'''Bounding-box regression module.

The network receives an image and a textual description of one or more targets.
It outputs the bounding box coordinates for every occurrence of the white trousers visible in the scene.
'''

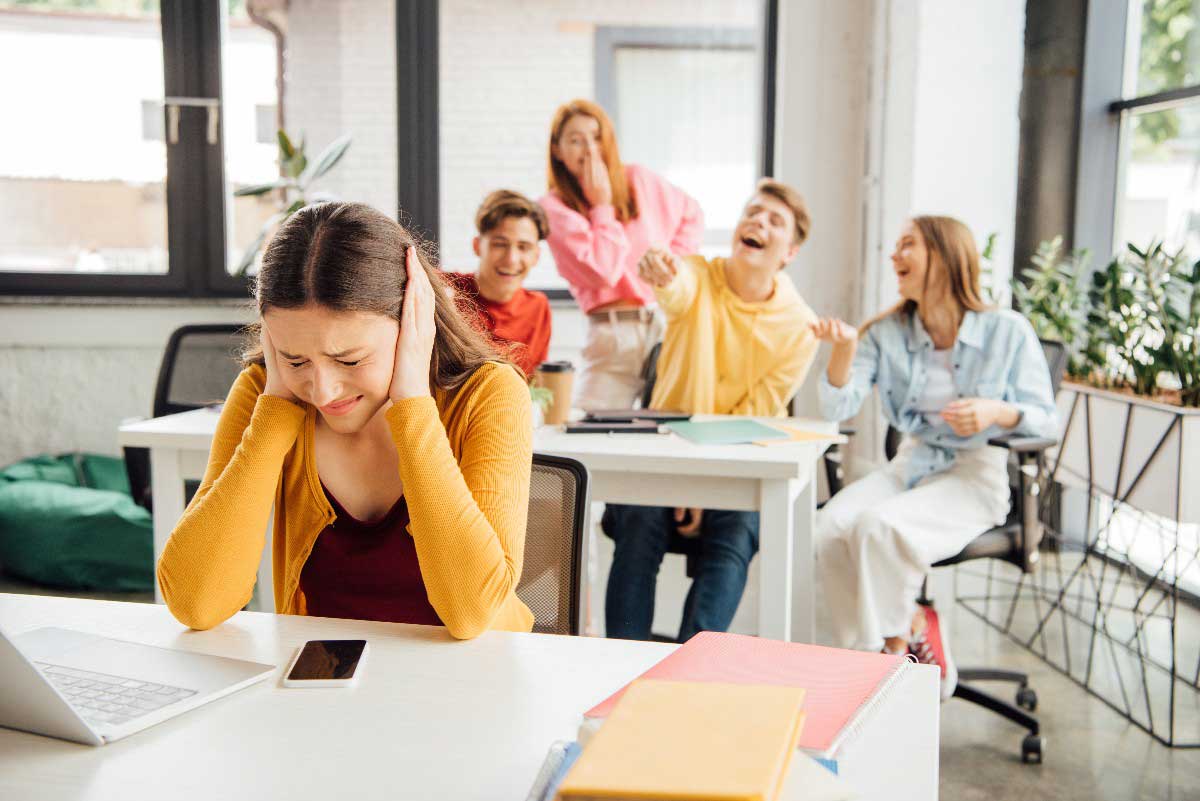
[816,439,1011,651]
[574,309,664,412]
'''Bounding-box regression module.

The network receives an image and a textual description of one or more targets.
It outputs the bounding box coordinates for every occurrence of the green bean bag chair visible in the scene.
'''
[0,454,153,592]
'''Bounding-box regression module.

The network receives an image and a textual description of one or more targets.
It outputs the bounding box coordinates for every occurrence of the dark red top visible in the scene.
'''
[444,271,552,376]
[299,487,443,626]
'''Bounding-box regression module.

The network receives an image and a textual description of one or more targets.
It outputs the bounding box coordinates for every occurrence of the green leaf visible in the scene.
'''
[277,129,296,159]
[233,179,290,197]
[233,210,289,278]
[299,134,352,189]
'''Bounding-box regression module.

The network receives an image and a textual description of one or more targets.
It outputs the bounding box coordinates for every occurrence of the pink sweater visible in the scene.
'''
[539,163,703,313]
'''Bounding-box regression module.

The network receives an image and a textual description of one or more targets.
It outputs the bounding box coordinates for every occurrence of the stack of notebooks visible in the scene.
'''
[528,632,912,800]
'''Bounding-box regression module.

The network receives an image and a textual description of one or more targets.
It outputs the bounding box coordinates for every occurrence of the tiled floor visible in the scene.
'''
[3,569,1199,799]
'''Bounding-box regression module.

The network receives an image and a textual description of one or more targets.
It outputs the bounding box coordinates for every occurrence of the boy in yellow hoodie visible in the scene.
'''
[603,179,818,641]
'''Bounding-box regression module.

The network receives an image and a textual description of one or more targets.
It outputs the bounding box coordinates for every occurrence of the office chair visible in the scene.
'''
[125,324,247,511]
[517,453,589,635]
[826,339,1067,763]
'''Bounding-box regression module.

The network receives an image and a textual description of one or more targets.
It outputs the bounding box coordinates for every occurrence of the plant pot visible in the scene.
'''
[1050,381,1200,524]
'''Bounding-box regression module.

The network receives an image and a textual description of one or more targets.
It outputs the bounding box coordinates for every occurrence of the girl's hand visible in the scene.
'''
[637,247,677,288]
[389,246,436,401]
[809,317,858,346]
[260,324,300,403]
[581,147,613,207]
[940,398,1017,436]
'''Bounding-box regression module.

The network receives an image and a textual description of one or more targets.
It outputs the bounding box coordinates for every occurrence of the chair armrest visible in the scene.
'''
[987,434,1058,453]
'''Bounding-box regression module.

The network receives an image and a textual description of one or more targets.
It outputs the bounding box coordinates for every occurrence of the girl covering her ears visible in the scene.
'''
[157,202,534,639]
[539,98,703,411]
[810,215,1057,697]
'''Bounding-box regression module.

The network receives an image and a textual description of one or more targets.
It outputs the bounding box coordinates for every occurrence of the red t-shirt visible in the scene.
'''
[299,487,442,626]
[444,271,552,377]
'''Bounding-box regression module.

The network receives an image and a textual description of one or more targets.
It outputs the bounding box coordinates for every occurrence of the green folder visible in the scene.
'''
[665,419,791,445]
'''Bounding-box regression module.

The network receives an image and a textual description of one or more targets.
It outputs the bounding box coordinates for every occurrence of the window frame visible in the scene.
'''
[1075,0,1200,263]
[0,0,247,299]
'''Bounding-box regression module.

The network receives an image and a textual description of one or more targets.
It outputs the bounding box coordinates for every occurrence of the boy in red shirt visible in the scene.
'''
[445,190,553,376]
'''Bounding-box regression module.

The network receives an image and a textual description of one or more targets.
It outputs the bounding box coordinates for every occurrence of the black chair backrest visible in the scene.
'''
[517,453,588,635]
[126,324,246,509]
[154,324,247,417]
[639,341,663,409]
[1039,338,1067,396]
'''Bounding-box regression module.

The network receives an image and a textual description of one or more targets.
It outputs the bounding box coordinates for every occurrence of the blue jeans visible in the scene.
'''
[602,504,760,642]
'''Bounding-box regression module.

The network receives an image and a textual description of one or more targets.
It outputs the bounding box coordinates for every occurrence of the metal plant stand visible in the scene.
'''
[954,387,1200,748]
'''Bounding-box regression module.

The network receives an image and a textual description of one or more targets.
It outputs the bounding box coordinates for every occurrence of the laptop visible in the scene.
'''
[0,624,274,746]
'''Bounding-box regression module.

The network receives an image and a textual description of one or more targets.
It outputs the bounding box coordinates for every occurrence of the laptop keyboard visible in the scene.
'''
[36,662,197,727]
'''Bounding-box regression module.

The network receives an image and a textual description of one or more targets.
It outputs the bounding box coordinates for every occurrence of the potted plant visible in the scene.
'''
[233,130,352,276]
[1014,238,1200,523]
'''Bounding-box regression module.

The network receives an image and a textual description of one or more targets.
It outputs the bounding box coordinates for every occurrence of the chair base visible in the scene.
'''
[953,667,1044,763]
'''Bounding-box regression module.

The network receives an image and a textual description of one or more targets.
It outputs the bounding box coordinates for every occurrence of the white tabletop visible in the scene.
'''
[533,416,842,480]
[0,594,674,801]
[0,594,938,801]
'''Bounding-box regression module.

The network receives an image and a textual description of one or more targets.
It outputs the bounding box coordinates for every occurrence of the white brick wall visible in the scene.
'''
[287,0,398,219]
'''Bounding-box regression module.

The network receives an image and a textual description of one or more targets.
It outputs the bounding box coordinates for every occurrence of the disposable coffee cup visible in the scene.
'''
[533,361,574,425]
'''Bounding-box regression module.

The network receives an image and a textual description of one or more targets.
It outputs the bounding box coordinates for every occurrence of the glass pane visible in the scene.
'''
[223,3,281,276]
[1129,0,1200,97]
[614,46,758,249]
[0,0,167,273]
[1116,103,1200,260]
[439,1,764,290]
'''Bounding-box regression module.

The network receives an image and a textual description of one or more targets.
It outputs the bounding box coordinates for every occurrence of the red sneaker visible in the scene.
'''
[909,605,957,700]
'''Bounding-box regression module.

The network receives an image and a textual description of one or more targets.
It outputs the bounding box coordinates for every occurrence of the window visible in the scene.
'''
[1113,1,1200,260]
[436,1,772,297]
[0,2,171,279]
[596,27,763,253]
[0,0,281,297]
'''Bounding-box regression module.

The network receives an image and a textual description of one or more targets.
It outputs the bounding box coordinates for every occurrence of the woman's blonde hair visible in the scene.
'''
[243,202,505,390]
[547,99,638,223]
[861,215,990,333]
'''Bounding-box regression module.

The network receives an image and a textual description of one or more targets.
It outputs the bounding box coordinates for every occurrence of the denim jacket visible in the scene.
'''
[818,308,1058,488]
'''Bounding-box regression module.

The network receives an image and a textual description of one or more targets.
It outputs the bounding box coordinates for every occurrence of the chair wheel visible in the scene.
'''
[1021,734,1045,764]
[1016,686,1038,711]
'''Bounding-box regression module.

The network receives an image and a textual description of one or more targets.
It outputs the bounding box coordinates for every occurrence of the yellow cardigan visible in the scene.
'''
[157,361,535,639]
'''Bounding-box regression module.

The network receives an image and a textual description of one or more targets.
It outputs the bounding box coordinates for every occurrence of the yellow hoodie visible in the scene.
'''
[650,255,818,416]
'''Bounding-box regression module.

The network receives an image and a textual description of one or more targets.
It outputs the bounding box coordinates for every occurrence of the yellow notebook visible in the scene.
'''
[556,679,807,801]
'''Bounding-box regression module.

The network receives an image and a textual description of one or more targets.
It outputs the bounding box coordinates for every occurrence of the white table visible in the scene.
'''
[118,410,839,642]
[0,594,939,801]
[534,418,840,643]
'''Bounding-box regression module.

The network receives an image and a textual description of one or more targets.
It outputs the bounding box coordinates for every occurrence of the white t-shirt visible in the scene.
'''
[917,348,955,427]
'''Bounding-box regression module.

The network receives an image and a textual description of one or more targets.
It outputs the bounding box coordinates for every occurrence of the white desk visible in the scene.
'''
[0,594,939,801]
[534,418,839,642]
[118,410,839,642]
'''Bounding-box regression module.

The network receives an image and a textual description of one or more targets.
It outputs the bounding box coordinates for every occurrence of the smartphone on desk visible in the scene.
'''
[282,640,368,688]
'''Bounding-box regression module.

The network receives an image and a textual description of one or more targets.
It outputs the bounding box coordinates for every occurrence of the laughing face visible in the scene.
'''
[891,220,931,303]
[474,215,541,304]
[262,304,399,434]
[731,193,799,271]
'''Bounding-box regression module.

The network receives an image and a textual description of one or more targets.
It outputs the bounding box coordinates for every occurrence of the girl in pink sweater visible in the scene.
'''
[539,99,703,410]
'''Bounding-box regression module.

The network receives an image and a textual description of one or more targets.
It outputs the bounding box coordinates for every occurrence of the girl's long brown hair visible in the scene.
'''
[547,99,638,223]
[243,202,504,390]
[861,215,990,334]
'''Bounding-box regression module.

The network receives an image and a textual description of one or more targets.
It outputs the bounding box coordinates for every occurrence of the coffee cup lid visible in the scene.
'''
[537,360,573,373]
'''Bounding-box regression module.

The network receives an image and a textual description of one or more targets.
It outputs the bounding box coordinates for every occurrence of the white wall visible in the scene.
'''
[287,0,398,218]
[910,0,1025,296]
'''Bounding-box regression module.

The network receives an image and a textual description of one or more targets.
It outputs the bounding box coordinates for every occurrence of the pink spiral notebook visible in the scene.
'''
[584,631,911,759]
